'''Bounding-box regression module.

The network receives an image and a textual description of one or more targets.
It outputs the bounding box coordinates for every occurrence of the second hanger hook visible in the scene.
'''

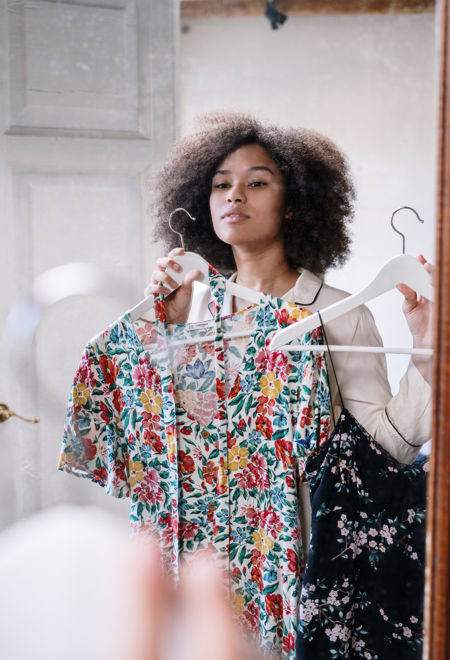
[168,207,196,250]
[390,206,424,255]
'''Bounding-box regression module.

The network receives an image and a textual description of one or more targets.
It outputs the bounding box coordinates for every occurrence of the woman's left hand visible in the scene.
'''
[396,254,434,381]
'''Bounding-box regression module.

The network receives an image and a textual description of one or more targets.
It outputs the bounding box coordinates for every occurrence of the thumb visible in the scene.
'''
[396,283,418,313]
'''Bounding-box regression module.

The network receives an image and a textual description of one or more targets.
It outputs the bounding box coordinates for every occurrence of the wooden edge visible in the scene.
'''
[181,0,435,19]
[424,0,450,658]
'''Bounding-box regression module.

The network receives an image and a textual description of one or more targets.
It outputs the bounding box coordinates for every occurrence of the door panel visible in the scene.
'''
[0,0,179,529]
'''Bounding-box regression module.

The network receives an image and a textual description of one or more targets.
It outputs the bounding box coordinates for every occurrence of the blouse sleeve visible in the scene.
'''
[324,305,431,464]
[58,344,131,498]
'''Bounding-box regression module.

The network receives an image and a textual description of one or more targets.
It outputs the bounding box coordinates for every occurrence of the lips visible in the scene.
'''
[222,210,249,223]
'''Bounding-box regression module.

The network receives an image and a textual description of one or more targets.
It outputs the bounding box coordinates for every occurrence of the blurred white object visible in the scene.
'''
[0,506,128,660]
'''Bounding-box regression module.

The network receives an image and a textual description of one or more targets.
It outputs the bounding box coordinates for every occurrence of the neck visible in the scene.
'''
[232,243,299,298]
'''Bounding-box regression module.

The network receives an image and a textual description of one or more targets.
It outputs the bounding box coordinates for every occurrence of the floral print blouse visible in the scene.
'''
[59,266,331,659]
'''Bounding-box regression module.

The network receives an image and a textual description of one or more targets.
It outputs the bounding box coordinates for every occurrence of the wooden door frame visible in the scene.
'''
[424,0,450,657]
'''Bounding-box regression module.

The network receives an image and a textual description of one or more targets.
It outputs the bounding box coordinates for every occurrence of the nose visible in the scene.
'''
[226,183,246,203]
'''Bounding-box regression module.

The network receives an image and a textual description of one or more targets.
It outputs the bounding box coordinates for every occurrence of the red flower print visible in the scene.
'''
[99,401,111,424]
[275,308,291,327]
[285,473,295,488]
[244,602,260,633]
[255,348,268,371]
[216,378,226,400]
[282,633,295,653]
[134,468,164,505]
[115,460,127,483]
[248,453,268,486]
[232,567,241,580]
[154,299,166,322]
[251,566,263,592]
[144,431,164,454]
[299,405,314,428]
[237,418,246,431]
[261,509,283,539]
[203,460,218,485]
[250,548,264,568]
[244,506,260,528]
[93,466,107,484]
[200,341,215,356]
[229,375,242,399]
[265,593,283,620]
[286,548,299,577]
[256,394,275,417]
[180,426,192,435]
[256,414,273,440]
[178,450,195,475]
[275,438,295,469]
[98,355,118,386]
[235,469,257,491]
[179,521,199,540]
[112,388,124,414]
[81,437,97,461]
[132,356,159,390]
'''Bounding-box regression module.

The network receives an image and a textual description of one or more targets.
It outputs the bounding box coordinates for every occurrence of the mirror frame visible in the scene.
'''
[424,0,450,657]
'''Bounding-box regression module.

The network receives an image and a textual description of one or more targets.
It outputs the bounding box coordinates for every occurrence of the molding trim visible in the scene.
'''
[180,0,435,19]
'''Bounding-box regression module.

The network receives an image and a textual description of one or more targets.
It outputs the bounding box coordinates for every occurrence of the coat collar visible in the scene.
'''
[228,268,324,308]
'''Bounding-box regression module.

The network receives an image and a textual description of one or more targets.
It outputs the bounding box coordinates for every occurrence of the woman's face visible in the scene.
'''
[209,144,287,250]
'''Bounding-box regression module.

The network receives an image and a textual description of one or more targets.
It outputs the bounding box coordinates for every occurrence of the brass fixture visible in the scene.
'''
[0,403,40,424]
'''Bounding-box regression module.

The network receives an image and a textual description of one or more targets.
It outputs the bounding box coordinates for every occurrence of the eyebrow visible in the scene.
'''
[213,165,274,176]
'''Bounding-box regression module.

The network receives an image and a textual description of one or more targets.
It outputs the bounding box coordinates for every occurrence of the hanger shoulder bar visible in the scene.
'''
[270,255,434,350]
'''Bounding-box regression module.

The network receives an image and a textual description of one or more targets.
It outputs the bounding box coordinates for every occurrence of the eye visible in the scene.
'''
[212,182,230,189]
[249,180,267,187]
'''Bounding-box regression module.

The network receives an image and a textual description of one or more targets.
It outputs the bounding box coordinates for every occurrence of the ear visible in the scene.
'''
[284,207,293,220]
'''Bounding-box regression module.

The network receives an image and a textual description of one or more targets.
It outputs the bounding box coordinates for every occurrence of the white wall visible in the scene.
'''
[178,11,437,390]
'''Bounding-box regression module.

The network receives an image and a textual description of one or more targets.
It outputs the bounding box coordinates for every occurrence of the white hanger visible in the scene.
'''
[128,208,262,322]
[269,207,434,355]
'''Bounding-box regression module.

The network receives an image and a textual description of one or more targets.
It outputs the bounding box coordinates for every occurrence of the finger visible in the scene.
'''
[155,257,182,275]
[150,270,180,290]
[124,539,170,660]
[182,268,202,287]
[180,555,238,660]
[396,283,419,313]
[168,247,185,258]
[417,254,435,282]
[144,281,173,298]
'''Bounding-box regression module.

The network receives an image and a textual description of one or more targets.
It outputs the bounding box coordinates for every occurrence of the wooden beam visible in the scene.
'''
[424,0,450,658]
[181,0,435,19]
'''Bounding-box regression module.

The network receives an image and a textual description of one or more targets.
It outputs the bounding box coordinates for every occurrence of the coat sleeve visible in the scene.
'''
[323,305,431,464]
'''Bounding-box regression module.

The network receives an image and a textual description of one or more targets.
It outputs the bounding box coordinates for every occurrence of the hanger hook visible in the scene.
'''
[167,207,196,250]
[390,206,424,255]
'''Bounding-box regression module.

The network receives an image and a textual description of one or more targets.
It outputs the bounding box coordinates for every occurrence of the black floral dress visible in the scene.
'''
[296,408,428,660]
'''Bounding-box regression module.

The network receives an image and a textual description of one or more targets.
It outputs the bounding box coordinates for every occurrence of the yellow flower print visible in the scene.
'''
[253,528,274,556]
[232,592,245,615]
[228,445,249,471]
[174,388,197,412]
[259,372,283,399]
[72,383,90,406]
[286,303,312,321]
[140,389,163,415]
[129,460,144,487]
[166,426,177,463]
[59,452,76,468]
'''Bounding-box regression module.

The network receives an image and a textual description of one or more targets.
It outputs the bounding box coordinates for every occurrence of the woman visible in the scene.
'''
[145,112,432,658]
[147,112,432,469]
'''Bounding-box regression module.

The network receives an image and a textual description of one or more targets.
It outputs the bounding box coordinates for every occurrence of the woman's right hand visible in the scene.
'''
[145,248,201,324]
